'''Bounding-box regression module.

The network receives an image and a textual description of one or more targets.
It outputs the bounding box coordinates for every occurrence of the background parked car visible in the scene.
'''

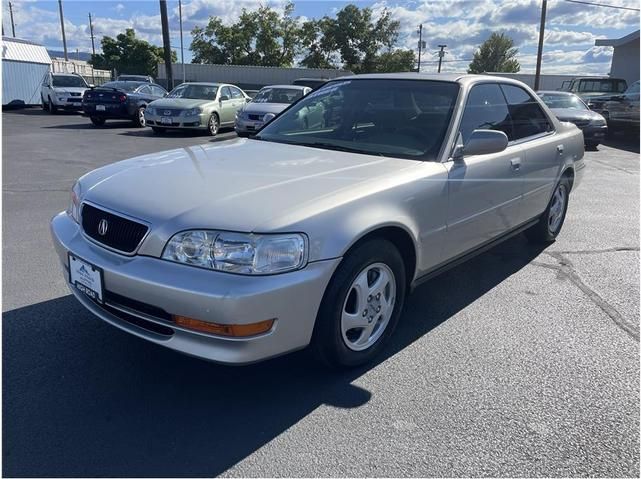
[82,81,167,127]
[41,72,90,113]
[117,74,155,83]
[601,80,640,133]
[235,85,311,137]
[292,78,328,89]
[560,76,628,107]
[145,82,250,136]
[538,90,608,149]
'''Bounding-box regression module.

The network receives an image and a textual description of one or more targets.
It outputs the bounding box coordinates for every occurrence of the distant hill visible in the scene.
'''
[47,49,92,62]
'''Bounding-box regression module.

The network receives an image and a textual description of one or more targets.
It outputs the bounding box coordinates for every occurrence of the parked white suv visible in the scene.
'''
[41,73,90,113]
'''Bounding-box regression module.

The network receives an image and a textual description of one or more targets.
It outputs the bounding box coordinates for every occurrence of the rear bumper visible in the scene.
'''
[50,212,340,364]
[82,103,133,120]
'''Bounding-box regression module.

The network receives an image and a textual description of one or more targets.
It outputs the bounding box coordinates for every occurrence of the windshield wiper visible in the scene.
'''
[295,141,384,156]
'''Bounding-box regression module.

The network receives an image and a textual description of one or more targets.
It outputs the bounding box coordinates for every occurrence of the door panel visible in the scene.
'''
[443,144,524,260]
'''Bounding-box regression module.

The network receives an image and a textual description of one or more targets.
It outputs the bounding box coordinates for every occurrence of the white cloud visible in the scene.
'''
[114,3,125,14]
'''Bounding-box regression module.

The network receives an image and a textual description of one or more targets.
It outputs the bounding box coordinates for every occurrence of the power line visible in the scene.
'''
[563,0,640,11]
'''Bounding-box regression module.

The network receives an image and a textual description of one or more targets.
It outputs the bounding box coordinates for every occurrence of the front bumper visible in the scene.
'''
[581,125,608,143]
[145,112,207,129]
[235,117,265,135]
[50,212,340,364]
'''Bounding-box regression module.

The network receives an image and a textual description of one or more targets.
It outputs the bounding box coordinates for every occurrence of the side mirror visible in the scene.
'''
[88,84,95,88]
[219,95,229,102]
[453,129,508,160]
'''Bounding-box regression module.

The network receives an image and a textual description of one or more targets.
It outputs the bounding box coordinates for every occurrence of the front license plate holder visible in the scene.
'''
[68,253,104,303]
[161,117,172,125]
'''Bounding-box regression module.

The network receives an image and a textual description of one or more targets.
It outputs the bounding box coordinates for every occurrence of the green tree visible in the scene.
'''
[373,50,416,73]
[89,28,174,77]
[468,32,520,74]
[191,3,303,66]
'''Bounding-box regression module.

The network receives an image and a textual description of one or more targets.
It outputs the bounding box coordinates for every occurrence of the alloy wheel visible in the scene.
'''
[548,184,567,234]
[341,262,396,351]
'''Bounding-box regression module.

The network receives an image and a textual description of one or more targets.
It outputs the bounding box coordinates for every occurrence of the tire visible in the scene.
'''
[525,176,571,244]
[133,106,146,127]
[48,97,57,114]
[90,116,106,126]
[236,131,250,138]
[151,127,166,135]
[41,96,48,111]
[207,114,220,136]
[585,141,599,150]
[312,239,407,368]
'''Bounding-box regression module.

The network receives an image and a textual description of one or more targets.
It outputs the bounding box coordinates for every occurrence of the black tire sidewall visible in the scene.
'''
[313,239,406,368]
[527,177,570,243]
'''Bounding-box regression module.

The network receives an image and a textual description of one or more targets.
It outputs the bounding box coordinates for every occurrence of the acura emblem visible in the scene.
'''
[98,219,109,236]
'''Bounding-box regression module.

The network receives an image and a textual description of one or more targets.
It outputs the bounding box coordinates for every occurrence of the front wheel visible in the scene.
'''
[90,116,106,126]
[312,239,406,368]
[133,106,146,127]
[207,114,220,136]
[48,97,57,114]
[525,177,570,243]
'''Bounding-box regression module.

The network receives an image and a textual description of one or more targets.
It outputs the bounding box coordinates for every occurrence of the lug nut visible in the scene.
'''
[376,306,381,312]
[362,310,368,317]
[376,293,381,300]
[367,295,372,302]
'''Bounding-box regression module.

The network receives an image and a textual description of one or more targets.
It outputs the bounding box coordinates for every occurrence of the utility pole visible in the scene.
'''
[534,0,547,91]
[159,0,173,89]
[437,44,447,73]
[9,1,16,37]
[417,24,423,73]
[58,0,68,61]
[179,0,185,83]
[88,13,96,56]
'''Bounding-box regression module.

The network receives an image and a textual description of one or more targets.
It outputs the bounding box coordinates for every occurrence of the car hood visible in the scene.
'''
[148,98,212,109]
[550,108,601,122]
[577,92,617,100]
[53,87,87,94]
[241,102,289,115]
[78,139,420,246]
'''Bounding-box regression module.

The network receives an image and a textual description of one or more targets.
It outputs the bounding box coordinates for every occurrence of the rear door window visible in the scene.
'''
[220,86,232,100]
[500,84,552,140]
[230,87,243,99]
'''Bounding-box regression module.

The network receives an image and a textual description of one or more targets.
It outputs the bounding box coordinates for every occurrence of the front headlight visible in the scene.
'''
[162,230,307,275]
[591,117,607,126]
[145,106,155,115]
[184,107,202,116]
[67,181,81,223]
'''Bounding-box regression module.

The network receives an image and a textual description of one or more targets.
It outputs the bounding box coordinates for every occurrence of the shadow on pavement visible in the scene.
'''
[602,130,640,154]
[3,234,547,477]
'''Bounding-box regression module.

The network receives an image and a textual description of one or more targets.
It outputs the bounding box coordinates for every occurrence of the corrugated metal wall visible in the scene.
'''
[2,61,50,106]
[157,63,352,90]
[1,37,51,64]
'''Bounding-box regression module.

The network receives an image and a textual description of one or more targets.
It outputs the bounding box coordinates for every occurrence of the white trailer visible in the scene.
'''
[2,37,52,107]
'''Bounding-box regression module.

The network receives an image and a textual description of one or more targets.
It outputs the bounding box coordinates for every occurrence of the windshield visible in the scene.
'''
[257,79,459,160]
[578,79,627,93]
[100,81,145,92]
[539,93,588,110]
[167,84,218,100]
[52,75,87,88]
[253,88,305,104]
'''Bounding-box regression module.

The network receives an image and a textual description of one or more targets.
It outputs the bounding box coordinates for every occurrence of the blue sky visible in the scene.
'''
[2,0,639,74]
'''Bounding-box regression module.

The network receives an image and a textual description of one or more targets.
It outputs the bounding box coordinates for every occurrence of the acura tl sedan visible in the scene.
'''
[235,85,311,137]
[51,74,585,368]
[145,82,250,136]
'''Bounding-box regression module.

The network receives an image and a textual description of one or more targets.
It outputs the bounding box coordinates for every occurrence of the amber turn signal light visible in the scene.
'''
[173,316,274,337]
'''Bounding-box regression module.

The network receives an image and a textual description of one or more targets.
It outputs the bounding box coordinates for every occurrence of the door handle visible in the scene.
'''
[557,144,564,154]
[510,158,521,170]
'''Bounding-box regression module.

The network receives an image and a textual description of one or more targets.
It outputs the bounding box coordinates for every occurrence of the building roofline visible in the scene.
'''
[595,29,640,47]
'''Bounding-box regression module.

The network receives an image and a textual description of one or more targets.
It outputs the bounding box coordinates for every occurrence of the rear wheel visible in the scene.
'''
[133,106,146,127]
[312,239,406,368]
[208,114,220,136]
[525,176,570,244]
[90,116,106,126]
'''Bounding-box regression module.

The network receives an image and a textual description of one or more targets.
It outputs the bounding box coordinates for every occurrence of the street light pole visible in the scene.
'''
[437,44,447,73]
[534,0,547,91]
[159,0,173,89]
[58,0,68,61]
[417,24,423,73]
[88,13,96,56]
[179,0,185,83]
[9,1,16,37]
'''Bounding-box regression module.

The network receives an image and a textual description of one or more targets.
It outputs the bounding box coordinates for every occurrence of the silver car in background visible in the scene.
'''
[235,85,311,137]
[51,74,585,368]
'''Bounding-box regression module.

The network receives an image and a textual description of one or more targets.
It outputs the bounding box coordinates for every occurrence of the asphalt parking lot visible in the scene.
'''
[3,108,639,477]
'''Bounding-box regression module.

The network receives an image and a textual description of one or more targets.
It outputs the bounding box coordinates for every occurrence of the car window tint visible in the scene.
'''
[221,86,232,99]
[230,87,243,99]
[500,84,551,140]
[152,86,166,96]
[459,83,512,142]
[138,85,151,94]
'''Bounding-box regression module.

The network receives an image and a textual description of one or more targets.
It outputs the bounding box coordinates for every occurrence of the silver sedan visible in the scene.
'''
[51,74,585,367]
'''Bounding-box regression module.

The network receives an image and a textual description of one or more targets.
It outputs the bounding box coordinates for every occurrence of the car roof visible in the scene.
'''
[260,84,309,90]
[52,72,82,76]
[537,90,576,95]
[330,72,533,87]
[176,82,223,87]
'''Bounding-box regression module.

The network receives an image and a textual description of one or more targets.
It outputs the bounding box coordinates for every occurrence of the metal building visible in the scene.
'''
[595,30,640,87]
[2,37,52,107]
[157,63,352,91]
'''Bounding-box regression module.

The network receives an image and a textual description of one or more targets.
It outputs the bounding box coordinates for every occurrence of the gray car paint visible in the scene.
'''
[51,73,585,364]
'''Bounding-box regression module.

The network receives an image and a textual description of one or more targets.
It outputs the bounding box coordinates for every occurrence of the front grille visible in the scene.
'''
[81,203,148,253]
[70,92,81,96]
[248,114,262,121]
[104,291,172,322]
[159,108,183,116]
[571,119,590,128]
[100,301,174,337]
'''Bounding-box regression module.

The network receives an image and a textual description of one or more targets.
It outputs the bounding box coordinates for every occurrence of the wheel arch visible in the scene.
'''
[561,165,575,191]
